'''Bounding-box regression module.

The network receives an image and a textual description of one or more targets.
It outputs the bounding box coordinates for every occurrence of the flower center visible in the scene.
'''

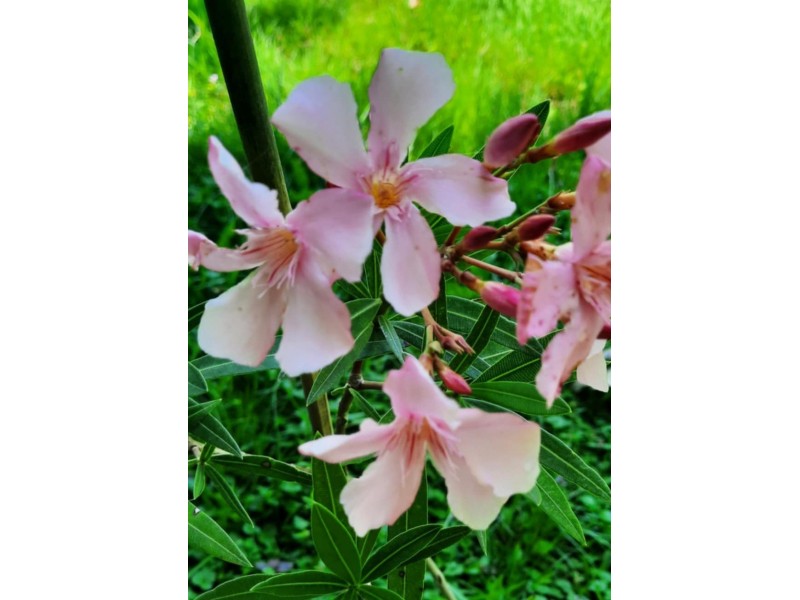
[252,227,300,288]
[370,180,401,209]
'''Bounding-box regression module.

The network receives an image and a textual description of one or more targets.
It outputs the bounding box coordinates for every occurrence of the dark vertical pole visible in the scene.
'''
[203,0,291,214]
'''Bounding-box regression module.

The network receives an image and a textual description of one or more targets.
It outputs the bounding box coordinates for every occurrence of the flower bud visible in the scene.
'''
[546,191,576,211]
[517,214,555,242]
[479,281,520,318]
[460,225,499,251]
[598,323,611,339]
[549,111,611,156]
[438,365,472,395]
[484,114,542,168]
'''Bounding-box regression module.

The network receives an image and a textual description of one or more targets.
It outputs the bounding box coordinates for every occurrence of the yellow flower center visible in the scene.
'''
[370,180,401,209]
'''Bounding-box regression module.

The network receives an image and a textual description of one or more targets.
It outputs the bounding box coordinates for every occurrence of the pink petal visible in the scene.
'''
[197,271,287,367]
[536,302,605,405]
[275,262,355,376]
[383,357,461,422]
[429,451,507,531]
[188,230,265,272]
[572,155,611,260]
[454,409,541,497]
[518,260,579,341]
[587,132,611,166]
[208,136,284,228]
[576,340,609,392]
[381,204,440,316]
[298,419,395,463]
[577,242,611,324]
[339,441,426,536]
[272,76,371,189]
[367,49,455,170]
[401,155,515,226]
[286,188,375,283]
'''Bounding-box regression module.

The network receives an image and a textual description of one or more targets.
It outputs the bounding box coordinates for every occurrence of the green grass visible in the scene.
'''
[188,1,610,598]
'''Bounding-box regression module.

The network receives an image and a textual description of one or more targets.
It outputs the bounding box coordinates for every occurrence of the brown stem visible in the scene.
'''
[460,255,522,284]
[301,373,333,436]
[443,225,462,248]
[426,558,457,600]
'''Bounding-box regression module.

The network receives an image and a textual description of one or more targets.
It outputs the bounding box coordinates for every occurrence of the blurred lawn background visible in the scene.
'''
[189,0,610,598]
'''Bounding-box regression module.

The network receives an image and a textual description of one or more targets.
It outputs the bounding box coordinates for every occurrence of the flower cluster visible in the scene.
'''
[188,48,611,534]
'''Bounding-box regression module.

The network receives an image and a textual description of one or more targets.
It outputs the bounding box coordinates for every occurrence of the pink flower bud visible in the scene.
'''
[480,282,521,318]
[517,214,556,241]
[460,225,499,251]
[484,114,542,168]
[550,111,611,156]
[439,365,472,395]
[598,323,611,339]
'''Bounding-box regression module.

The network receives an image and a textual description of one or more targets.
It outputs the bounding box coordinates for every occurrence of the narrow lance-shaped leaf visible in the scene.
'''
[449,304,500,374]
[193,462,206,500]
[357,587,404,600]
[378,315,404,362]
[531,468,586,545]
[388,469,428,599]
[189,399,222,423]
[251,571,349,598]
[349,388,382,423]
[404,526,471,564]
[189,362,208,397]
[416,125,453,159]
[308,299,382,404]
[189,398,243,458]
[205,463,254,527]
[430,273,449,329]
[191,347,280,380]
[208,453,311,486]
[188,502,252,567]
[465,381,571,417]
[194,574,271,600]
[540,429,611,500]
[312,455,352,536]
[311,503,363,584]
[362,524,440,582]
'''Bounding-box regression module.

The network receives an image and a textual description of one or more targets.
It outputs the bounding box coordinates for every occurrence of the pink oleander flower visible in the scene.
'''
[298,356,540,535]
[517,155,611,404]
[272,48,515,316]
[188,137,374,375]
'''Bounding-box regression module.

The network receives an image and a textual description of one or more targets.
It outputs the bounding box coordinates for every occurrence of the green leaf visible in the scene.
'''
[476,530,489,557]
[312,456,352,534]
[362,525,440,582]
[377,315,404,362]
[189,399,243,458]
[188,301,206,331]
[527,99,551,132]
[311,503,362,584]
[206,464,254,527]
[308,299,382,404]
[191,351,280,380]
[417,125,453,159]
[357,587,404,600]
[209,454,311,486]
[430,273,449,329]
[189,362,208,397]
[540,429,611,501]
[349,388,382,423]
[193,462,206,500]
[391,321,425,352]
[189,399,222,424]
[449,304,500,374]
[471,349,541,383]
[251,571,348,598]
[404,526,471,564]
[365,242,382,298]
[465,382,571,416]
[358,527,382,563]
[188,502,252,567]
[388,470,427,599]
[532,468,586,545]
[195,574,271,600]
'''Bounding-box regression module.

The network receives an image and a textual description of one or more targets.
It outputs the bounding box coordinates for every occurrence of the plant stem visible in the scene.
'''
[460,255,522,283]
[203,0,290,214]
[426,558,457,600]
[301,373,333,436]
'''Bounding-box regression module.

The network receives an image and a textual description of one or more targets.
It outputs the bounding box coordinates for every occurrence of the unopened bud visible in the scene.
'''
[549,111,611,156]
[547,191,576,211]
[484,114,542,168]
[479,281,520,318]
[460,226,499,251]
[438,365,472,395]
[598,323,611,339]
[517,214,555,242]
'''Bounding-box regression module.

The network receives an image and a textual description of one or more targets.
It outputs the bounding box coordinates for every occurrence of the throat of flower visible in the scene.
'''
[252,227,300,289]
[370,180,401,209]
